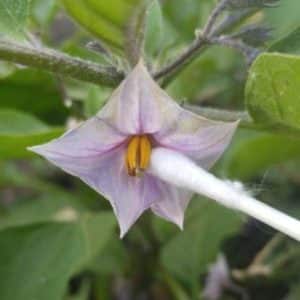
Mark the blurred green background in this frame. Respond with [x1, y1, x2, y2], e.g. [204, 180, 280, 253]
[1, 0, 300, 299]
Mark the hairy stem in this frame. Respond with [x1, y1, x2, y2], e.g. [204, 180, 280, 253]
[184, 105, 300, 135]
[0, 39, 124, 86]
[210, 36, 260, 64]
[203, 0, 230, 37]
[153, 37, 208, 81]
[183, 104, 254, 128]
[213, 8, 258, 36]
[153, 0, 230, 82]
[154, 1, 258, 83]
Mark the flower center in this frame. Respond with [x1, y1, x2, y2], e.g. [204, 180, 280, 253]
[125, 135, 152, 176]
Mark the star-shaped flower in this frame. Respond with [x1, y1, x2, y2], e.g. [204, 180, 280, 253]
[29, 61, 238, 237]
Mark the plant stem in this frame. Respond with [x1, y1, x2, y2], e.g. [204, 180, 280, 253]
[210, 36, 260, 64]
[153, 0, 230, 82]
[203, 0, 230, 37]
[154, 2, 258, 83]
[213, 8, 258, 36]
[251, 234, 284, 266]
[232, 234, 284, 280]
[153, 37, 208, 81]
[183, 104, 254, 128]
[0, 39, 124, 86]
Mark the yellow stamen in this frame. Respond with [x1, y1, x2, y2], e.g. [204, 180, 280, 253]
[125, 135, 152, 176]
[126, 136, 140, 176]
[139, 135, 151, 171]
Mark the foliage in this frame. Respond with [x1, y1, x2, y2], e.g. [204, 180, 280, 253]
[0, 0, 29, 36]
[0, 0, 300, 299]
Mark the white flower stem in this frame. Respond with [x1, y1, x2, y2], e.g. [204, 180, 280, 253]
[150, 148, 300, 242]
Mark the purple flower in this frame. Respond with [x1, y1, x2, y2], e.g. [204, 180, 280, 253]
[203, 254, 231, 300]
[203, 254, 248, 300]
[29, 61, 238, 237]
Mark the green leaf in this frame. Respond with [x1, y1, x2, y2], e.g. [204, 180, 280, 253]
[0, 69, 68, 124]
[221, 129, 300, 180]
[285, 282, 300, 300]
[0, 212, 116, 300]
[84, 85, 110, 117]
[167, 48, 237, 100]
[88, 237, 128, 275]
[264, 0, 300, 37]
[162, 0, 214, 41]
[0, 109, 48, 134]
[0, 193, 87, 230]
[0, 0, 29, 36]
[0, 62, 15, 78]
[85, 0, 134, 26]
[31, 0, 57, 26]
[270, 26, 300, 54]
[163, 273, 190, 300]
[246, 53, 300, 131]
[60, 0, 139, 49]
[141, 0, 178, 64]
[144, 0, 163, 56]
[161, 199, 241, 286]
[0, 109, 64, 159]
[0, 160, 59, 192]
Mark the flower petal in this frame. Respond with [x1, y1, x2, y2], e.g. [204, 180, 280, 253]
[150, 182, 193, 229]
[98, 60, 237, 170]
[30, 134, 161, 237]
[98, 60, 183, 135]
[29, 117, 127, 158]
[154, 111, 238, 169]
[83, 147, 161, 238]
